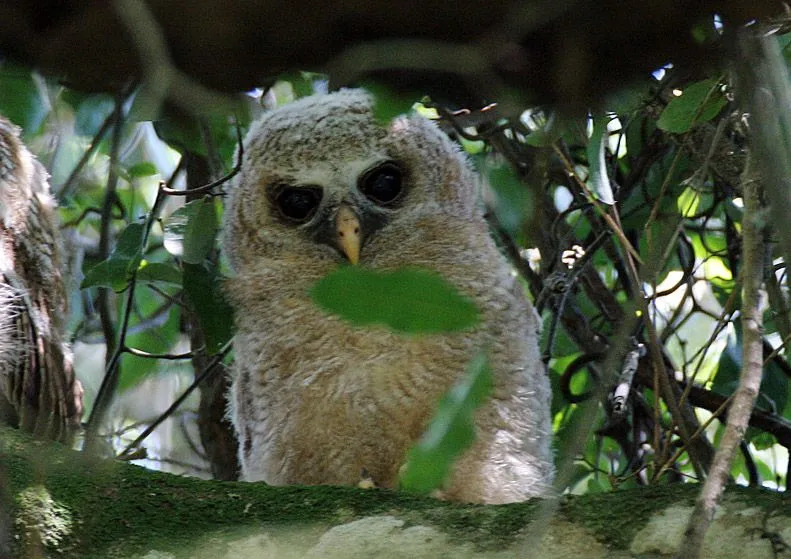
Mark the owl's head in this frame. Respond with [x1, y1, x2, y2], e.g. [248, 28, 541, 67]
[223, 89, 480, 273]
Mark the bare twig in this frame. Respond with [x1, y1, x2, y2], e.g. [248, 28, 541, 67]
[118, 341, 232, 459]
[84, 93, 127, 450]
[57, 108, 116, 202]
[124, 347, 196, 360]
[159, 120, 244, 196]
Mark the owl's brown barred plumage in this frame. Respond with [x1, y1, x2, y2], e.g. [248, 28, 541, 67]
[222, 90, 553, 503]
[0, 117, 82, 441]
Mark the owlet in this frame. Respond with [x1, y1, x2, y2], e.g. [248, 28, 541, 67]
[222, 89, 553, 503]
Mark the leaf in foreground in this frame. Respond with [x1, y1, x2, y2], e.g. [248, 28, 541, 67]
[400, 352, 493, 494]
[311, 266, 479, 334]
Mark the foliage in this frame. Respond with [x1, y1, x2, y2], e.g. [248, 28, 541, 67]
[312, 266, 479, 334]
[0, 36, 789, 496]
[400, 353, 492, 494]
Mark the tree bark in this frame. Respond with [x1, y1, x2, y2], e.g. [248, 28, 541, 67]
[0, 424, 788, 559]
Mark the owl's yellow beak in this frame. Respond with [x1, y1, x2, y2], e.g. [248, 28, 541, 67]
[336, 205, 361, 265]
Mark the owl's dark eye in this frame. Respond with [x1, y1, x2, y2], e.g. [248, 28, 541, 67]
[274, 186, 322, 222]
[360, 162, 403, 206]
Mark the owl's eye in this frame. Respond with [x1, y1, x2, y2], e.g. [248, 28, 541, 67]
[274, 186, 322, 222]
[360, 162, 403, 206]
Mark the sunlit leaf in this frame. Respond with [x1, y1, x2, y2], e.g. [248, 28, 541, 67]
[657, 79, 726, 134]
[65, 92, 114, 136]
[311, 267, 479, 334]
[677, 186, 701, 217]
[278, 70, 324, 98]
[127, 161, 158, 178]
[163, 197, 218, 264]
[399, 353, 492, 493]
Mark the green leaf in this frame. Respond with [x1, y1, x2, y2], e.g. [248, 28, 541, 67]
[311, 267, 479, 334]
[136, 262, 183, 286]
[749, 431, 776, 451]
[81, 222, 146, 291]
[399, 353, 492, 493]
[657, 79, 727, 134]
[119, 302, 180, 391]
[127, 161, 158, 178]
[677, 186, 701, 217]
[80, 259, 132, 292]
[63, 92, 114, 136]
[183, 263, 234, 354]
[153, 102, 251, 163]
[278, 71, 324, 98]
[0, 64, 48, 135]
[482, 159, 533, 235]
[163, 197, 218, 264]
[362, 82, 419, 124]
[586, 115, 615, 205]
[714, 323, 788, 417]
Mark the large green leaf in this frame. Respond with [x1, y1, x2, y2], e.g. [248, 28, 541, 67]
[163, 197, 218, 264]
[311, 267, 479, 334]
[399, 353, 492, 493]
[0, 64, 48, 135]
[81, 222, 146, 292]
[657, 79, 726, 134]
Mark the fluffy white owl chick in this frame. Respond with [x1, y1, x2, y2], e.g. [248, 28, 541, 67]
[222, 89, 554, 503]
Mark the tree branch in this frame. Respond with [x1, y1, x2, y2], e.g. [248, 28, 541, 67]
[677, 154, 765, 558]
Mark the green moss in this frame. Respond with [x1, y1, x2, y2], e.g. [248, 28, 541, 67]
[561, 482, 788, 550]
[2, 426, 788, 558]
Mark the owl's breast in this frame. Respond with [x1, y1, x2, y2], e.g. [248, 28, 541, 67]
[232, 291, 477, 487]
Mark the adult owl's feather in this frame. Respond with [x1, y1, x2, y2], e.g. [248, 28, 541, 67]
[223, 89, 553, 503]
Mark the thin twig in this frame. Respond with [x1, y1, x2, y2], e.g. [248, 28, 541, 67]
[84, 92, 127, 449]
[124, 347, 196, 360]
[159, 120, 244, 196]
[57, 109, 117, 202]
[118, 342, 232, 458]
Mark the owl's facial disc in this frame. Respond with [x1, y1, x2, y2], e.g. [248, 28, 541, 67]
[335, 205, 361, 264]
